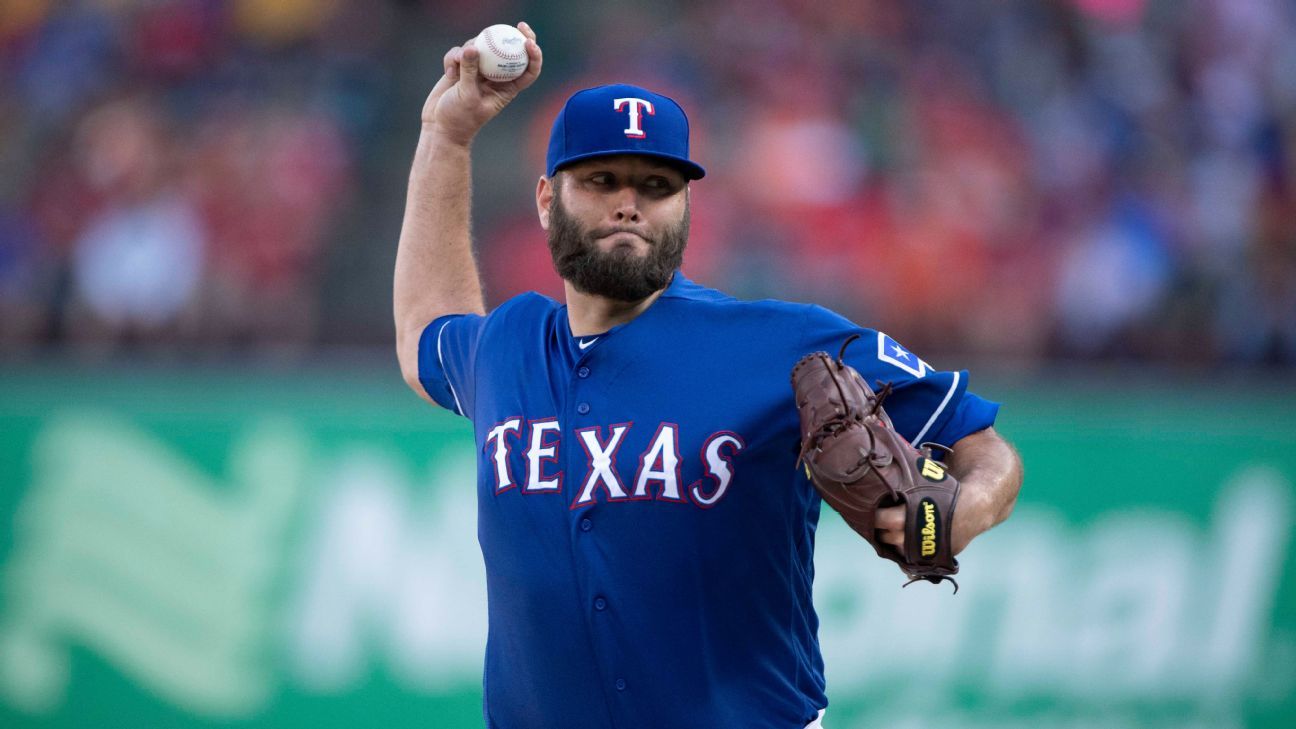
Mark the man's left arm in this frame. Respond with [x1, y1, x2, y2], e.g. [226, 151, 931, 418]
[876, 426, 1023, 555]
[944, 426, 1023, 554]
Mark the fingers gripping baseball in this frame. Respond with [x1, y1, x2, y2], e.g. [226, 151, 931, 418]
[422, 22, 543, 145]
[458, 41, 482, 92]
[513, 21, 544, 87]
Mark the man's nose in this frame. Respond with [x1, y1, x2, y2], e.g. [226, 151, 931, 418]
[611, 188, 642, 222]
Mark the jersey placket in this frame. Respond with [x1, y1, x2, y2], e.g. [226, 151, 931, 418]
[563, 340, 633, 722]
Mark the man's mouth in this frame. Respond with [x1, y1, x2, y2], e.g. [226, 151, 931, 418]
[593, 228, 652, 245]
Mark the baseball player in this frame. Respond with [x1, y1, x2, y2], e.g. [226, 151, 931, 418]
[394, 23, 1023, 729]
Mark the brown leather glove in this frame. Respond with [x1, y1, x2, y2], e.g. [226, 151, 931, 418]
[791, 334, 961, 590]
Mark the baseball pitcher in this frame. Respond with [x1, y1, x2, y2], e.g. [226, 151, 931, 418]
[393, 23, 1024, 729]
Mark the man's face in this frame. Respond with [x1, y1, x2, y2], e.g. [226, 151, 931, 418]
[544, 155, 690, 302]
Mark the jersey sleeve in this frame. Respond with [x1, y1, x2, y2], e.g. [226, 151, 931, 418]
[798, 305, 999, 449]
[418, 313, 485, 418]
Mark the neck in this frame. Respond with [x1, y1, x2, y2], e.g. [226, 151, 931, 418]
[564, 280, 669, 337]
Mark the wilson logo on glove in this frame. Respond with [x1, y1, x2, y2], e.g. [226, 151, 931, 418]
[920, 498, 939, 557]
[919, 458, 947, 482]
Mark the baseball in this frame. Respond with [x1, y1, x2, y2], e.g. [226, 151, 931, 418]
[475, 24, 529, 82]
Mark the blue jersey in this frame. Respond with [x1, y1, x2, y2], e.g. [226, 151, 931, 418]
[418, 274, 998, 729]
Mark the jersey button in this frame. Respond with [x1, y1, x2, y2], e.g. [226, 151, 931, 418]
[577, 366, 590, 378]
[594, 597, 607, 611]
[576, 402, 591, 415]
[580, 518, 592, 532]
[615, 678, 626, 691]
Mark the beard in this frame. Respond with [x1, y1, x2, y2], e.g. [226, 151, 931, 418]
[547, 185, 689, 303]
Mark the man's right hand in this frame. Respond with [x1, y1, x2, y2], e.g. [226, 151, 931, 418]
[422, 22, 543, 146]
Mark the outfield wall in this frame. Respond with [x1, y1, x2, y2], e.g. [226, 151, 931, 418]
[1, 367, 1292, 728]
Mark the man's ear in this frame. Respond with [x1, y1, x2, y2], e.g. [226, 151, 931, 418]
[536, 174, 554, 230]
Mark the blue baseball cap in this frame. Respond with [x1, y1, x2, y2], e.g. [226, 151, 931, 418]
[545, 83, 706, 180]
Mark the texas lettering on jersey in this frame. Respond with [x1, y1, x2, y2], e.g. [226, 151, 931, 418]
[483, 418, 746, 510]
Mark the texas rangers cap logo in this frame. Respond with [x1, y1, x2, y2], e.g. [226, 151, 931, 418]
[613, 97, 655, 138]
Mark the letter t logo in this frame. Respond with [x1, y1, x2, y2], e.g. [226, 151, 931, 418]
[613, 97, 655, 138]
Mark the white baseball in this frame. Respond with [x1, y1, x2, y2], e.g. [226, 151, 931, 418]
[474, 24, 529, 82]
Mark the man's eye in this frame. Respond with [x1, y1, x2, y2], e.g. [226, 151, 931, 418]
[591, 175, 613, 186]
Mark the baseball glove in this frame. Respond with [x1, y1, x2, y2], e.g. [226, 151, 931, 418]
[791, 334, 961, 590]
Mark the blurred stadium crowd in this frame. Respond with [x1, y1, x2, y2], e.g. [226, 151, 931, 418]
[1, 0, 1294, 364]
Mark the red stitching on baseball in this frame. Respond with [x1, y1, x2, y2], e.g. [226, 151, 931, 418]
[484, 28, 526, 60]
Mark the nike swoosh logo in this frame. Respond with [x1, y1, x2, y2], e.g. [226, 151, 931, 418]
[578, 337, 599, 350]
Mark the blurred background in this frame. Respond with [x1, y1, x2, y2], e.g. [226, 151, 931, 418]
[0, 0, 1293, 728]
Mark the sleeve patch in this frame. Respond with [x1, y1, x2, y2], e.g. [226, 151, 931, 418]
[878, 331, 932, 378]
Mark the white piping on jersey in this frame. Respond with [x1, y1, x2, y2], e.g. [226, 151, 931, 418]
[912, 370, 959, 445]
[436, 319, 464, 416]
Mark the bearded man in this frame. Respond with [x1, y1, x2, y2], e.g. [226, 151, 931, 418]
[393, 23, 1022, 729]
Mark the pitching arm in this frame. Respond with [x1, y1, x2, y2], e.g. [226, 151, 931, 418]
[394, 23, 542, 401]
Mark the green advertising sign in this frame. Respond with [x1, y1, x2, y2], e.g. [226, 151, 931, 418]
[1, 368, 1292, 728]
